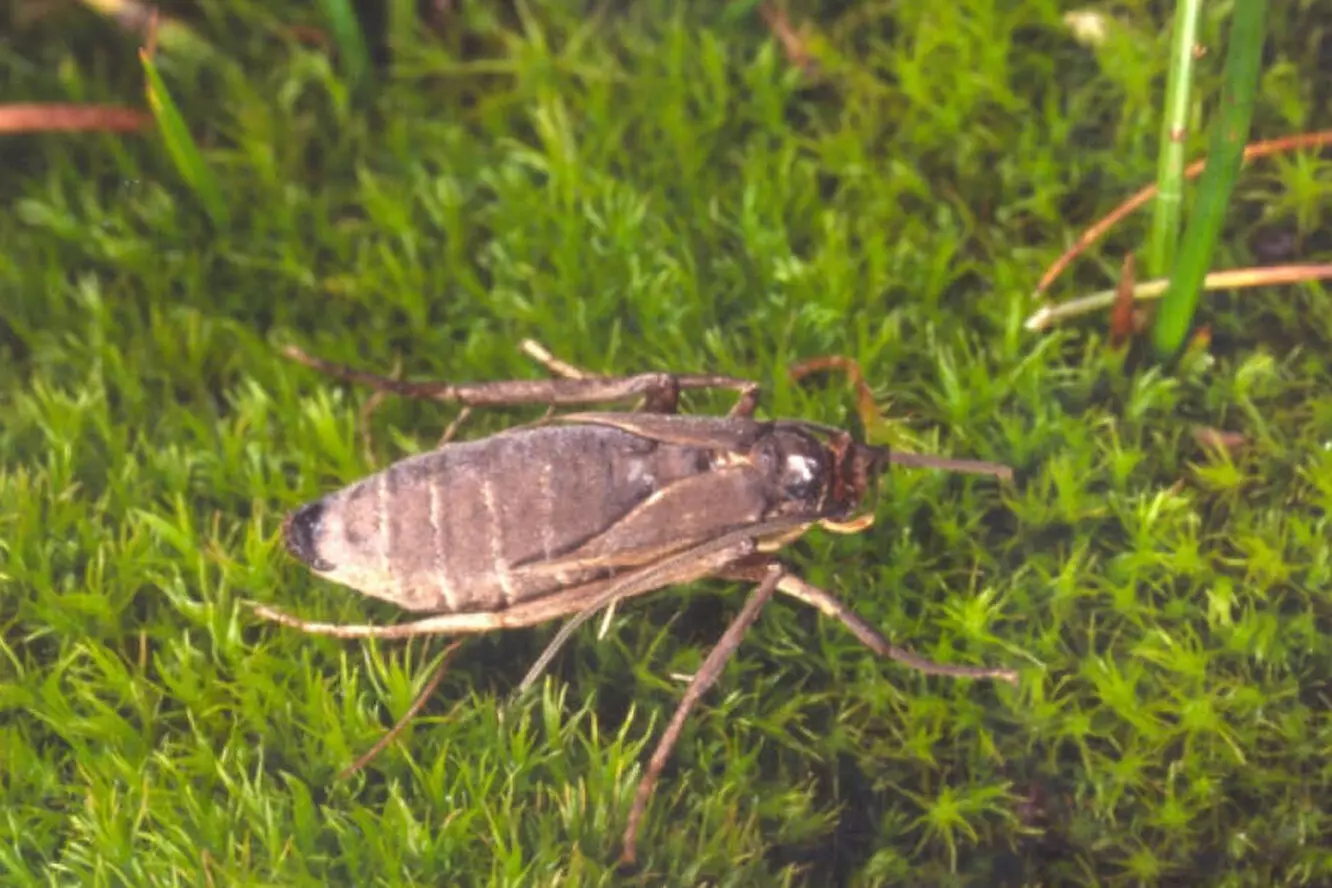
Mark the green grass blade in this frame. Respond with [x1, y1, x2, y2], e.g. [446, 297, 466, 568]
[139, 50, 230, 230]
[319, 0, 372, 92]
[1152, 0, 1268, 357]
[387, 0, 418, 63]
[723, 0, 766, 23]
[1147, 0, 1203, 279]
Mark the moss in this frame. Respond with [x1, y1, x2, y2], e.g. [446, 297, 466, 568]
[2, 1, 1331, 884]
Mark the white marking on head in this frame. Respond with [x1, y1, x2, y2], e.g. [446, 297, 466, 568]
[785, 453, 816, 484]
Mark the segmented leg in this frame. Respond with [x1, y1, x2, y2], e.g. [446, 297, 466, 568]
[336, 639, 464, 780]
[521, 339, 759, 417]
[251, 532, 763, 641]
[720, 559, 1020, 685]
[620, 564, 785, 865]
[357, 356, 403, 466]
[787, 354, 883, 437]
[281, 340, 760, 418]
[518, 338, 594, 381]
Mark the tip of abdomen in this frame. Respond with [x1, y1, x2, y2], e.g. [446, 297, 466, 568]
[283, 499, 335, 572]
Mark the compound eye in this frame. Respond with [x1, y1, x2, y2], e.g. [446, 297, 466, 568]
[781, 451, 823, 501]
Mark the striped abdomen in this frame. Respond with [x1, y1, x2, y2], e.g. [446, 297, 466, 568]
[283, 424, 717, 613]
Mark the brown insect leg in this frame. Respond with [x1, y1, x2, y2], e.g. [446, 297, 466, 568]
[521, 338, 684, 412]
[787, 354, 882, 435]
[249, 575, 619, 639]
[515, 533, 769, 695]
[337, 639, 464, 780]
[253, 526, 776, 643]
[719, 563, 1020, 685]
[518, 339, 765, 417]
[518, 338, 594, 380]
[358, 356, 403, 466]
[248, 603, 504, 637]
[727, 383, 761, 419]
[620, 564, 785, 866]
[437, 405, 473, 446]
[819, 513, 876, 535]
[282, 344, 756, 415]
[520, 338, 761, 417]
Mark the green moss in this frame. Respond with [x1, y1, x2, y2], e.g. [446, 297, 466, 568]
[2, 1, 1331, 884]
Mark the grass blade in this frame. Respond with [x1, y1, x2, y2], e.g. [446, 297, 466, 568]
[319, 0, 372, 92]
[139, 50, 229, 229]
[1151, 0, 1268, 357]
[387, 0, 418, 62]
[1148, 0, 1203, 278]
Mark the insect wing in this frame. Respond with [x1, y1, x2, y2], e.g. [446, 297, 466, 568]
[511, 466, 769, 580]
[558, 411, 767, 451]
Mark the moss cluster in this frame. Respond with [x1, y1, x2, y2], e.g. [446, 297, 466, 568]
[3, 2, 1330, 884]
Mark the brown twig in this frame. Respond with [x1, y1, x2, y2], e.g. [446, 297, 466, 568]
[0, 104, 151, 133]
[1025, 263, 1332, 331]
[1035, 130, 1332, 296]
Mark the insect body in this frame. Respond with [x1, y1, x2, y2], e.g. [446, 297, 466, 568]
[284, 415, 879, 617]
[255, 340, 1017, 865]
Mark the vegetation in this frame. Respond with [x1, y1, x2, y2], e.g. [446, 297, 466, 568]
[2, 1, 1330, 884]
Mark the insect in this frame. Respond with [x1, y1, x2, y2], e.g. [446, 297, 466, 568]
[253, 339, 1020, 865]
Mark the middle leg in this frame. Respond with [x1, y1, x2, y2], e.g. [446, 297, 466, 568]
[619, 563, 786, 865]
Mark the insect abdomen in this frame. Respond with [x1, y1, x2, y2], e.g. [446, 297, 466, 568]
[285, 425, 711, 613]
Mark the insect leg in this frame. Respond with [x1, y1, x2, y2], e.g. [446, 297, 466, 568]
[518, 338, 595, 380]
[727, 382, 761, 419]
[251, 520, 772, 643]
[522, 338, 685, 412]
[514, 530, 774, 695]
[438, 338, 587, 442]
[337, 639, 465, 780]
[357, 356, 404, 464]
[437, 405, 473, 445]
[282, 344, 756, 415]
[787, 354, 882, 435]
[619, 564, 785, 865]
[249, 576, 632, 639]
[520, 339, 767, 415]
[247, 602, 507, 637]
[717, 561, 1019, 684]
